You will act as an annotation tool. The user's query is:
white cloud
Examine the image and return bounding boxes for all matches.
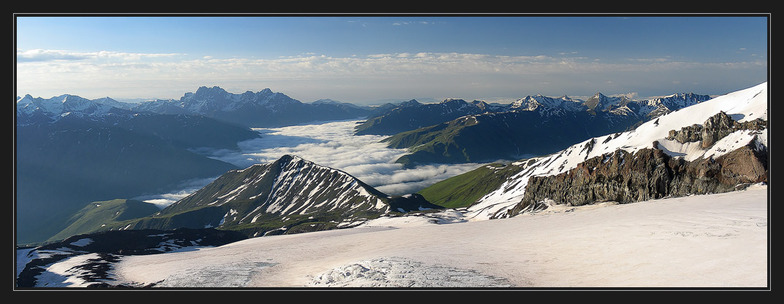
[16,49,90,62]
[16,49,767,102]
[133,176,220,208]
[16,49,182,62]
[204,119,485,197]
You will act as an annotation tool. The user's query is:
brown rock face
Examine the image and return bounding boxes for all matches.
[511,144,767,217]
[666,111,767,149]
[504,113,767,218]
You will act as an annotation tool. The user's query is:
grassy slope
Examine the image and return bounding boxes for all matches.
[47,199,161,243]
[417,163,525,209]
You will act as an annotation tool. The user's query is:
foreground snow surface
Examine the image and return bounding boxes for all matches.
[113,185,768,288]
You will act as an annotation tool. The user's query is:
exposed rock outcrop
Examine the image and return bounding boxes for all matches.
[507,114,768,217]
[667,111,767,148]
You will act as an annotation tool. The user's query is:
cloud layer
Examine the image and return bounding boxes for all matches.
[138,119,484,207]
[213,119,484,196]
[16,49,767,103]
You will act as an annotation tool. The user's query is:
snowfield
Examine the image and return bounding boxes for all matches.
[111,184,768,288]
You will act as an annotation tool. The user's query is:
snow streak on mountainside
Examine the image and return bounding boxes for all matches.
[510,94,585,113]
[163,154,388,217]
[466,82,768,220]
[126,154,441,238]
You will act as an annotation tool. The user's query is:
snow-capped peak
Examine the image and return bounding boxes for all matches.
[511,95,584,112]
[16,94,129,120]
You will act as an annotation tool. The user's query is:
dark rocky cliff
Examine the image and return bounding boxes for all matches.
[507,113,767,217]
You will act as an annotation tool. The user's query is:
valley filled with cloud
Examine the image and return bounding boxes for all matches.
[137,119,485,207]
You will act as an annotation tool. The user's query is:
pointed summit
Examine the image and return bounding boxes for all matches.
[399,99,421,107]
[585,92,630,112]
[136,154,441,237]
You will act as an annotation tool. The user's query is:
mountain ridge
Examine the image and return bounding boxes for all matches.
[355,92,711,137]
[17,86,377,128]
[51,154,442,241]
[380,91,712,167]
[132,86,372,127]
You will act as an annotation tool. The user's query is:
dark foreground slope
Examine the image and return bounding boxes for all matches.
[16,228,247,288]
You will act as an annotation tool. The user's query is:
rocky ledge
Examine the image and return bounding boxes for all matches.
[508,113,767,217]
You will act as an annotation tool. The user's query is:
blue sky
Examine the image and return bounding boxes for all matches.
[15,15,768,104]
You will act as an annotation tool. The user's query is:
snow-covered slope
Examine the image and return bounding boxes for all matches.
[103,183,766,288]
[466,82,767,220]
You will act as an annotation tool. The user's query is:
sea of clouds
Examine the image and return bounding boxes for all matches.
[137,119,485,208]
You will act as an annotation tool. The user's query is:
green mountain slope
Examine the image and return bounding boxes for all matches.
[385,110,640,167]
[47,199,161,242]
[355,99,496,135]
[417,162,526,208]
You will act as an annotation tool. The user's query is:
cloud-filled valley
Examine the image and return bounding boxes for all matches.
[138,119,485,207]
[223,119,486,196]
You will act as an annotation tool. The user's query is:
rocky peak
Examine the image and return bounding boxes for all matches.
[667,111,767,149]
[470,100,490,110]
[440,98,468,107]
[585,92,630,112]
[191,86,229,98]
[399,99,422,107]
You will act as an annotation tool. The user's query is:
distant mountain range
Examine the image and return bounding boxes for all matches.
[17,86,382,128]
[368,92,712,166]
[354,98,508,135]
[131,86,374,127]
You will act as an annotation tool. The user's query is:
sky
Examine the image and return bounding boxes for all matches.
[15,15,768,105]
